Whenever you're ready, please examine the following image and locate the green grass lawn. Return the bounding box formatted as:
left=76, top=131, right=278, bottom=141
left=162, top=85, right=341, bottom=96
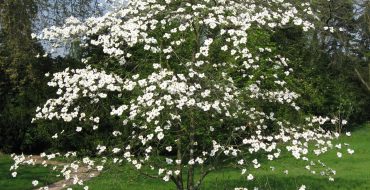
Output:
left=70, top=123, right=370, bottom=190
left=2, top=123, right=369, bottom=190
left=0, top=155, right=60, bottom=190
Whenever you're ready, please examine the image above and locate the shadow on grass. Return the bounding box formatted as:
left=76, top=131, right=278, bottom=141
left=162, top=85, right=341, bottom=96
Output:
left=0, top=155, right=60, bottom=190
left=71, top=165, right=370, bottom=190
left=201, top=174, right=370, bottom=190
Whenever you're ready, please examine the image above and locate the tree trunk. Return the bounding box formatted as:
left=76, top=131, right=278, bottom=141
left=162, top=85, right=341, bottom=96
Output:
left=176, top=138, right=184, bottom=190
left=187, top=128, right=195, bottom=190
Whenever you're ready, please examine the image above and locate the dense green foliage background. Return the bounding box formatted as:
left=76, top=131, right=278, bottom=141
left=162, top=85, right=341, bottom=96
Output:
left=0, top=0, right=369, bottom=155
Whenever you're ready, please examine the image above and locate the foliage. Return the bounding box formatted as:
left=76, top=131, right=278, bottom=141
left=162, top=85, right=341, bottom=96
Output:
left=271, top=25, right=370, bottom=130
left=0, top=0, right=102, bottom=153
left=0, top=0, right=47, bottom=153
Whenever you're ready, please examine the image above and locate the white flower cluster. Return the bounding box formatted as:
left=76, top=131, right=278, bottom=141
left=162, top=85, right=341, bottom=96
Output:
left=35, top=0, right=315, bottom=61
left=33, top=66, right=123, bottom=123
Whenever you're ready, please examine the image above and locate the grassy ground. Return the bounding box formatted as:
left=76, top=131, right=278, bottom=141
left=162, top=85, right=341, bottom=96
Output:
left=0, top=155, right=60, bottom=190
left=71, top=123, right=370, bottom=190
left=2, top=123, right=369, bottom=190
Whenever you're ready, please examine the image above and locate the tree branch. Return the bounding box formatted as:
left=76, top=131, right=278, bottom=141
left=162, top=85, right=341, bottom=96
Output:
left=355, top=68, right=370, bottom=91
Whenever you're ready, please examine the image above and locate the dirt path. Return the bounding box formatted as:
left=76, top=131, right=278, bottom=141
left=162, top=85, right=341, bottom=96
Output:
left=29, top=156, right=100, bottom=190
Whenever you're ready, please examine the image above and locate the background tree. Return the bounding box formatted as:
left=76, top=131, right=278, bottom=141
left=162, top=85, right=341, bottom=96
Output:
left=272, top=0, right=370, bottom=131
left=0, top=0, right=46, bottom=152
left=0, top=0, right=106, bottom=153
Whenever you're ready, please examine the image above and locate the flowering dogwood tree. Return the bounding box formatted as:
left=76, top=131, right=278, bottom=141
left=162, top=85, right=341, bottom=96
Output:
left=11, top=0, right=353, bottom=189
